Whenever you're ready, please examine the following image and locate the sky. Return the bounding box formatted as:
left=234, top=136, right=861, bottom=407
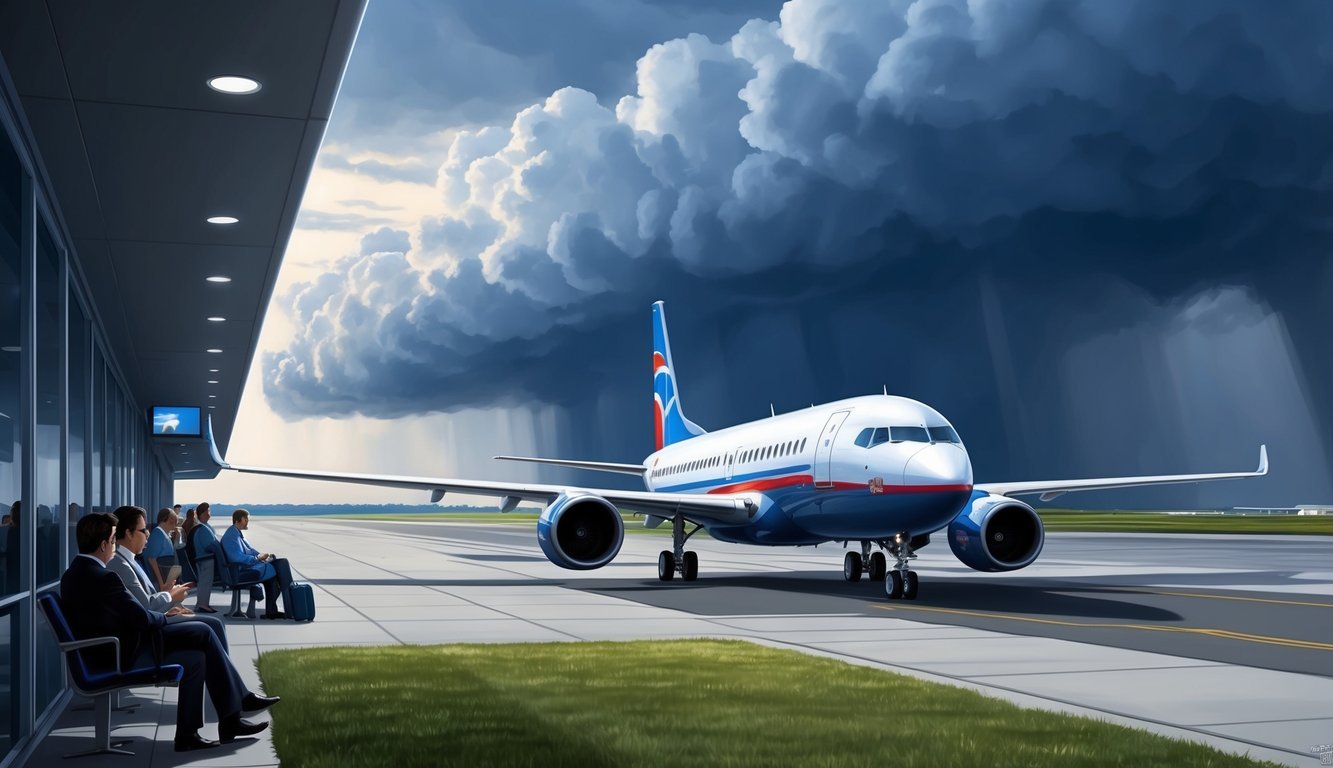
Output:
left=180, top=0, right=1333, bottom=509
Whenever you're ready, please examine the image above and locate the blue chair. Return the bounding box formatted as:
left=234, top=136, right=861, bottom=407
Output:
left=37, top=593, right=184, bottom=758
left=216, top=540, right=264, bottom=619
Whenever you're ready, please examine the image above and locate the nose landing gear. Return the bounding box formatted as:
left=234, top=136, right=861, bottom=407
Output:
left=884, top=531, right=919, bottom=600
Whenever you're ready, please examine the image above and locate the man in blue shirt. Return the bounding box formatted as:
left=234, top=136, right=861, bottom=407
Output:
left=143, top=507, right=178, bottom=588
left=189, top=503, right=221, bottom=613
left=219, top=509, right=294, bottom=619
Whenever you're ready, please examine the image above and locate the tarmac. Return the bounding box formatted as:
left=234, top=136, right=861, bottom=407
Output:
left=24, top=517, right=1333, bottom=767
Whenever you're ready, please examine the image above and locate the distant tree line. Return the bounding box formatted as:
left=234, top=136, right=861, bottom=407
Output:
left=199, top=503, right=539, bottom=517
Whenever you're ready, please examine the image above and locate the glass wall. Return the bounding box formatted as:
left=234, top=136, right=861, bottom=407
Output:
left=68, top=294, right=86, bottom=555
left=33, top=220, right=62, bottom=716
left=0, top=72, right=170, bottom=762
left=35, top=221, right=59, bottom=588
left=0, top=105, right=22, bottom=762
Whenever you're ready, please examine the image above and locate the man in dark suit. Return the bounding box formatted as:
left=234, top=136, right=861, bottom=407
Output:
left=61, top=512, right=278, bottom=751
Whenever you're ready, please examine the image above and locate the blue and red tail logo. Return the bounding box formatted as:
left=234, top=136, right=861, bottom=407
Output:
left=652, top=301, right=706, bottom=450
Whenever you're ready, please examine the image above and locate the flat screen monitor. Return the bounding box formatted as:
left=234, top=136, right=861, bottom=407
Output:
left=151, top=406, right=201, bottom=436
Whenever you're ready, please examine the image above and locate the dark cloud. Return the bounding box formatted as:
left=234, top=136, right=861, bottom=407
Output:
left=324, top=0, right=788, bottom=150
left=269, top=0, right=1333, bottom=506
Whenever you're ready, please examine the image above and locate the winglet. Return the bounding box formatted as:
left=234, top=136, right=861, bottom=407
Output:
left=204, top=415, right=230, bottom=470
left=1258, top=444, right=1268, bottom=475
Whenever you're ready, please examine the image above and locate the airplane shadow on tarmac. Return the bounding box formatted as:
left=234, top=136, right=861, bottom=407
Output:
left=579, top=572, right=1183, bottom=623
left=311, top=573, right=1180, bottom=622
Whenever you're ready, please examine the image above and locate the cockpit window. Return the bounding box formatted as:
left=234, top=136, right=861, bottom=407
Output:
left=854, top=428, right=873, bottom=448
left=889, top=426, right=930, bottom=443
left=928, top=426, right=960, bottom=444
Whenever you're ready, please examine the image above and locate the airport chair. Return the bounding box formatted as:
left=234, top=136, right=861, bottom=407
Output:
left=36, top=593, right=184, bottom=758
left=216, top=541, right=263, bottom=619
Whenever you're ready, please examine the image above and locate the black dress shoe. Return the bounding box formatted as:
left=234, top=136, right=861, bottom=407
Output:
left=241, top=692, right=281, bottom=713
left=260, top=611, right=288, bottom=619
left=219, top=714, right=270, bottom=744
left=174, top=731, right=220, bottom=752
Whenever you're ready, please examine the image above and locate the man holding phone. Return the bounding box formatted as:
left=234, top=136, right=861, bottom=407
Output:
left=107, top=506, right=232, bottom=653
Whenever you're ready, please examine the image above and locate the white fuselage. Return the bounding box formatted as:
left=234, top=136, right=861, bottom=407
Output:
left=643, top=395, right=976, bottom=544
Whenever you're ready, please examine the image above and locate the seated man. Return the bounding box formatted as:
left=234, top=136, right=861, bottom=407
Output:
left=220, top=509, right=294, bottom=620
left=61, top=513, right=279, bottom=752
left=143, top=507, right=179, bottom=589
left=105, top=506, right=230, bottom=653
left=189, top=503, right=220, bottom=613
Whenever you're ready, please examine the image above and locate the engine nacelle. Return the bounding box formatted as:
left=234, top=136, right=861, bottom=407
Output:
left=947, top=494, right=1044, bottom=572
left=537, top=494, right=624, bottom=570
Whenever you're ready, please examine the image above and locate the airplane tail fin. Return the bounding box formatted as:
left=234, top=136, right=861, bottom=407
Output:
left=652, top=301, right=706, bottom=450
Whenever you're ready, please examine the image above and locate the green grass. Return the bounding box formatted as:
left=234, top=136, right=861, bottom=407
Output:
left=258, top=640, right=1276, bottom=768
left=1038, top=510, right=1333, bottom=535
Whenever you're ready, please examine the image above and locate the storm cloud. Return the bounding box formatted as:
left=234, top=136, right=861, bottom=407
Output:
left=267, top=0, right=1333, bottom=505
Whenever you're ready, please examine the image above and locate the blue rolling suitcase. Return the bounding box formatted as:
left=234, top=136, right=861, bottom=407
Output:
left=290, top=582, right=316, bottom=622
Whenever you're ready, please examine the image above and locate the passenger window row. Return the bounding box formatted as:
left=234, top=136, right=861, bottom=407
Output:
left=651, top=437, right=810, bottom=479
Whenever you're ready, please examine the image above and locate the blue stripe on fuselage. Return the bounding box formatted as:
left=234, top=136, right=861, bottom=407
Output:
left=656, top=464, right=810, bottom=493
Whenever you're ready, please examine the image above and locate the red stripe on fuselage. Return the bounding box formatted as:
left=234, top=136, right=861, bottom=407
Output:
left=705, top=476, right=972, bottom=495
left=709, top=475, right=814, bottom=494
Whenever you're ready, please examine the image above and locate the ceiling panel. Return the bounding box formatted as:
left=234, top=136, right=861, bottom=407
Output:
left=77, top=101, right=304, bottom=246
left=44, top=0, right=341, bottom=120
left=19, top=95, right=104, bottom=239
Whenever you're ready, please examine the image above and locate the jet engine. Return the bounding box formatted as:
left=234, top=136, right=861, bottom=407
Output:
left=947, top=494, right=1044, bottom=572
left=537, top=493, right=624, bottom=570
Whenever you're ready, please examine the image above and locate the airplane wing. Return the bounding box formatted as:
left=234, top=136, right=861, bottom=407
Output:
left=205, top=419, right=754, bottom=525
left=977, top=445, right=1268, bottom=502
left=492, top=455, right=647, bottom=476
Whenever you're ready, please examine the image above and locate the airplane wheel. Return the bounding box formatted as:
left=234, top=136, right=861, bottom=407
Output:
left=886, top=570, right=904, bottom=599
left=683, top=551, right=699, bottom=581
left=903, top=570, right=919, bottom=600
left=658, top=551, right=675, bottom=582
left=843, top=552, right=863, bottom=582
left=868, top=552, right=887, bottom=581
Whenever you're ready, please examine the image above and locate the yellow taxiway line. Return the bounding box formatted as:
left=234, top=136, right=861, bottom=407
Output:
left=874, top=603, right=1333, bottom=652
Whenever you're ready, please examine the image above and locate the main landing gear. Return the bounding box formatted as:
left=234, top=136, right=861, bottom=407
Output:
left=844, top=534, right=919, bottom=599
left=658, top=513, right=703, bottom=582
left=842, top=541, right=887, bottom=583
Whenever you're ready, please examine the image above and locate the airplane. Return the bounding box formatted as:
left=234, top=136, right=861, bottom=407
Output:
left=205, top=301, right=1269, bottom=600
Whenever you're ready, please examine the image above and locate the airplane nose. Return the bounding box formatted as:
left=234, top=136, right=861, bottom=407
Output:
left=903, top=443, right=972, bottom=486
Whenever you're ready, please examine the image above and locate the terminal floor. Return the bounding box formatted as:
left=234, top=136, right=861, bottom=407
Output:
left=25, top=519, right=1333, bottom=767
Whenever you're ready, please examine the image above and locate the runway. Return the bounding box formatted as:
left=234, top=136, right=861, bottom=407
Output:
left=351, top=520, right=1333, bottom=678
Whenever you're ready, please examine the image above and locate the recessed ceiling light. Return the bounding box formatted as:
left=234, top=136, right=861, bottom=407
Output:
left=207, top=317, right=226, bottom=322
left=207, top=405, right=216, bottom=409
left=0, top=346, right=18, bottom=353
left=205, top=276, right=231, bottom=283
left=206, top=216, right=239, bottom=225
left=208, top=369, right=219, bottom=373
left=207, top=380, right=219, bottom=384
left=206, top=348, right=222, bottom=354
left=207, top=76, right=261, bottom=95
left=208, top=395, right=217, bottom=399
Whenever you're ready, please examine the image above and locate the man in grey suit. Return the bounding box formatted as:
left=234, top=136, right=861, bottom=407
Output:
left=107, top=506, right=230, bottom=653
